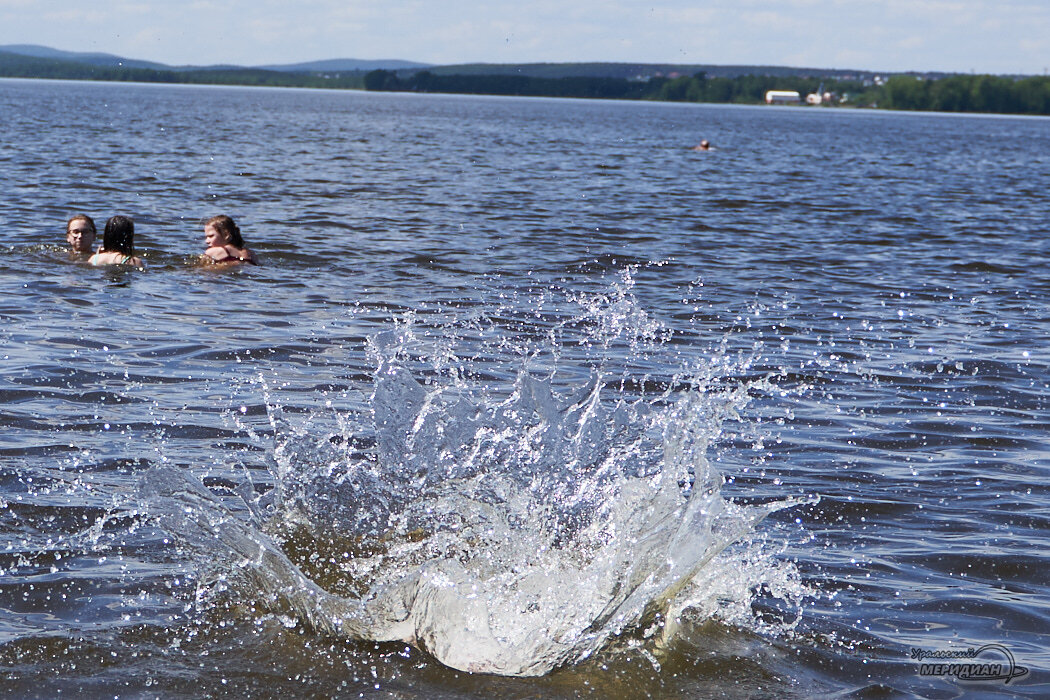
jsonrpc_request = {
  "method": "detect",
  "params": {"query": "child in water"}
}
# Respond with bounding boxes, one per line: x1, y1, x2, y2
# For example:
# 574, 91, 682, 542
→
66, 214, 97, 254
89, 216, 144, 268
202, 215, 256, 265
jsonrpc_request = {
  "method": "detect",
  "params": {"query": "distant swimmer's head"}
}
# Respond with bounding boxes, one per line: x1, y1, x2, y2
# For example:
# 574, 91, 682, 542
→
203, 214, 244, 249
66, 214, 97, 253
694, 140, 711, 151
102, 215, 135, 256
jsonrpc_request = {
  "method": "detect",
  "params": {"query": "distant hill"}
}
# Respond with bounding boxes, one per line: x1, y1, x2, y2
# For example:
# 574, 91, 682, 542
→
0, 49, 368, 89
3, 44, 1042, 116
0, 44, 173, 71
0, 44, 429, 74
0, 44, 905, 82
416, 62, 892, 81
258, 58, 431, 73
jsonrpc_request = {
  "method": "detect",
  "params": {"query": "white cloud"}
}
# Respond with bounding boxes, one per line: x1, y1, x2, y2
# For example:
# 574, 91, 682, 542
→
40, 8, 106, 24
0, 0, 1046, 74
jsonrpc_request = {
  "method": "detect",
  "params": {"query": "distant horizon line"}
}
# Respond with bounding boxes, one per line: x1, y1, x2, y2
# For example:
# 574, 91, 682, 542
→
3, 42, 1038, 78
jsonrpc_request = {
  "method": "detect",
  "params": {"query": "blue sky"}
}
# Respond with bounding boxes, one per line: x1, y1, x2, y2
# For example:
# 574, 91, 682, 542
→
1, 0, 1047, 74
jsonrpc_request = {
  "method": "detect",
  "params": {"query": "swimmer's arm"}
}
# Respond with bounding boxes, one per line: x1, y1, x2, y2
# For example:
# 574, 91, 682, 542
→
203, 246, 229, 261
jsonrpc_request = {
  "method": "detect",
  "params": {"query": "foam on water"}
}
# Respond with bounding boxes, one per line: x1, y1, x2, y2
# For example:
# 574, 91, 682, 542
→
139, 273, 811, 676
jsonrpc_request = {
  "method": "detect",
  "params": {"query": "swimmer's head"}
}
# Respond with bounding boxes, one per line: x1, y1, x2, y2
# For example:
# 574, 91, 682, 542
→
102, 215, 135, 256
66, 214, 97, 253
203, 214, 244, 248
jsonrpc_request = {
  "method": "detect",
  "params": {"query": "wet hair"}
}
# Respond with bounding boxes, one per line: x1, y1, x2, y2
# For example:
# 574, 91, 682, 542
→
204, 215, 244, 248
66, 214, 96, 234
101, 215, 135, 256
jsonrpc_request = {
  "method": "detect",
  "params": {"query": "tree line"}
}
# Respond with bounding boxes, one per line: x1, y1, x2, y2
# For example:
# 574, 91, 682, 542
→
363, 69, 651, 99
4, 50, 1049, 116
879, 74, 1050, 114
365, 69, 1050, 116
0, 51, 366, 89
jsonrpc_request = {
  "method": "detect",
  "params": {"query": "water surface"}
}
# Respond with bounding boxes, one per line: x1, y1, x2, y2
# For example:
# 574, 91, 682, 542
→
1, 78, 1048, 697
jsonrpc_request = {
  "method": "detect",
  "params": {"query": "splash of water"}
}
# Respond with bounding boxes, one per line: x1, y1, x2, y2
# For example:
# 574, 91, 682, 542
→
141, 273, 808, 676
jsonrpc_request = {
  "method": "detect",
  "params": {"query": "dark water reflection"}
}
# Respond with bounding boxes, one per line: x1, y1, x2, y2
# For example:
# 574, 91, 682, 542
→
1, 78, 1049, 696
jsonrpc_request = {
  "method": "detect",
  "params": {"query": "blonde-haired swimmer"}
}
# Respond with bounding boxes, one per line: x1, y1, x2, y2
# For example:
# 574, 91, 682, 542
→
202, 215, 256, 265
66, 214, 97, 254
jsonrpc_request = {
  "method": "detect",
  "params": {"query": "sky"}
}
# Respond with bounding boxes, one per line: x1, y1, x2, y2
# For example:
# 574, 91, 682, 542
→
1, 0, 1048, 75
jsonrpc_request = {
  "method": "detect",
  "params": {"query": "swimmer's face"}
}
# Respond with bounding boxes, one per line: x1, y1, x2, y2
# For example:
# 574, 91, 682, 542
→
66, 219, 96, 252
204, 223, 230, 248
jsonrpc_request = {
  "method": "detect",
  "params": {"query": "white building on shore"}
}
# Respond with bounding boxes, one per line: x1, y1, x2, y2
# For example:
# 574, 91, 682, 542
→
765, 90, 801, 104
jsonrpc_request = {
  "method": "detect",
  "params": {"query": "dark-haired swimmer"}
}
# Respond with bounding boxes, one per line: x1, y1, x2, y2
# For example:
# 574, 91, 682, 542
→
202, 215, 256, 265
66, 214, 97, 254
89, 215, 144, 267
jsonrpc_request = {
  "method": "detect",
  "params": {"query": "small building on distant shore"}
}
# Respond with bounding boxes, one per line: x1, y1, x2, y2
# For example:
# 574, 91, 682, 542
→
765, 90, 801, 104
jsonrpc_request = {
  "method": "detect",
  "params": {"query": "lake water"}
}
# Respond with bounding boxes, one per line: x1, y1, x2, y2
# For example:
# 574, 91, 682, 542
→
1, 78, 1048, 697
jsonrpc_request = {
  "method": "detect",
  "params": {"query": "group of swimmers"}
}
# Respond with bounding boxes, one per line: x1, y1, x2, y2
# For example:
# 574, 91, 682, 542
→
65, 214, 256, 267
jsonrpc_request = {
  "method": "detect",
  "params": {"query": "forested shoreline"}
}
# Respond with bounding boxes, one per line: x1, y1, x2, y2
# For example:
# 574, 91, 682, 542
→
365, 70, 1050, 116
3, 49, 1049, 116
0, 51, 367, 89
